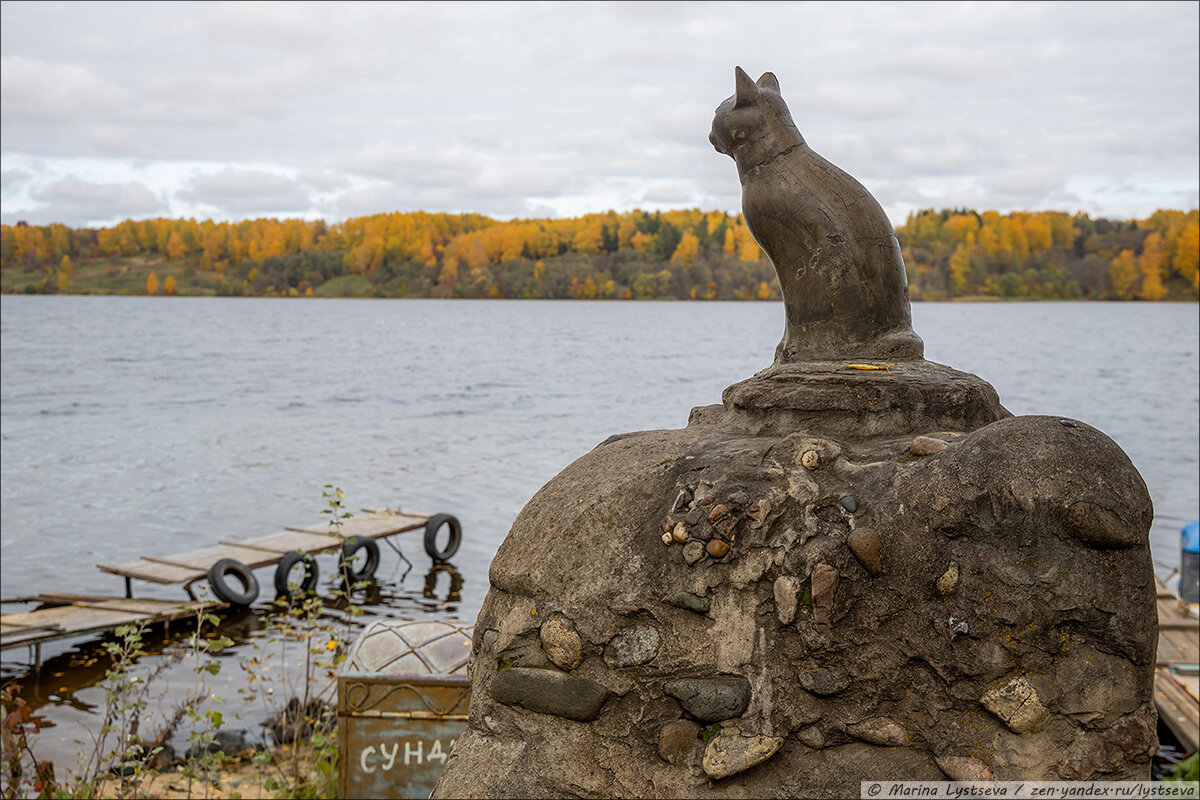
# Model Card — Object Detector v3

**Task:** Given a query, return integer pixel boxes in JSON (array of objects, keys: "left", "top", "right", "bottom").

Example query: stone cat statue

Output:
[{"left": 710, "top": 66, "right": 924, "bottom": 363}]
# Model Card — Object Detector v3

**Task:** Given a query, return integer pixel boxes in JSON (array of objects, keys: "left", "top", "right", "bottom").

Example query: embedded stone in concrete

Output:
[
  {"left": 910, "top": 435, "right": 949, "bottom": 456},
  {"left": 658, "top": 719, "right": 701, "bottom": 765},
  {"left": 1058, "top": 711, "right": 1157, "bottom": 780},
  {"left": 603, "top": 623, "right": 661, "bottom": 668},
  {"left": 668, "top": 591, "right": 710, "bottom": 614},
  {"left": 798, "top": 668, "right": 847, "bottom": 696},
  {"left": 683, "top": 540, "right": 706, "bottom": 565},
  {"left": 747, "top": 497, "right": 771, "bottom": 528},
  {"left": 491, "top": 667, "right": 611, "bottom": 721},
  {"left": 774, "top": 575, "right": 802, "bottom": 624},
  {"left": 935, "top": 754, "right": 995, "bottom": 781},
  {"left": 811, "top": 563, "right": 838, "bottom": 625},
  {"left": 980, "top": 676, "right": 1050, "bottom": 733},
  {"left": 936, "top": 562, "right": 959, "bottom": 596},
  {"left": 540, "top": 617, "right": 582, "bottom": 670},
  {"left": 727, "top": 489, "right": 751, "bottom": 508},
  {"left": 845, "top": 717, "right": 908, "bottom": 746},
  {"left": 847, "top": 527, "right": 882, "bottom": 575},
  {"left": 702, "top": 730, "right": 785, "bottom": 780},
  {"left": 706, "top": 539, "right": 730, "bottom": 558},
  {"left": 797, "top": 726, "right": 825, "bottom": 749},
  {"left": 664, "top": 676, "right": 751, "bottom": 722}
]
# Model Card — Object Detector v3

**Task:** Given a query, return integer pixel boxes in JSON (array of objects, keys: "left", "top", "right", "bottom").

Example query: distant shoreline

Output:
[{"left": 4, "top": 207, "right": 1197, "bottom": 302}]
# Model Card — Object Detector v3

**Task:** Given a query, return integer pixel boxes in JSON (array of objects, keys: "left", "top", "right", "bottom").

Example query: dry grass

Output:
[{"left": 93, "top": 746, "right": 323, "bottom": 800}]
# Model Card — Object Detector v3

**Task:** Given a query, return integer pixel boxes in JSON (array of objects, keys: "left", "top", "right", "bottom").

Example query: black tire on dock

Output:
[
  {"left": 424, "top": 514, "right": 462, "bottom": 562},
  {"left": 274, "top": 550, "right": 319, "bottom": 596},
  {"left": 207, "top": 558, "right": 260, "bottom": 607},
  {"left": 339, "top": 536, "right": 380, "bottom": 583}
]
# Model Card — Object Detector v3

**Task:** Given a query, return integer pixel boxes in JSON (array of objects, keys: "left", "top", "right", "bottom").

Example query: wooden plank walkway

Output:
[
  {"left": 1, "top": 593, "right": 224, "bottom": 665},
  {"left": 0, "top": 508, "right": 432, "bottom": 663},
  {"left": 97, "top": 509, "right": 429, "bottom": 597},
  {"left": 1155, "top": 577, "right": 1199, "bottom": 755}
]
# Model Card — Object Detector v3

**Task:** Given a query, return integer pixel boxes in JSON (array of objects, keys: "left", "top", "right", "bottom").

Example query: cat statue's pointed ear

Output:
[
  {"left": 757, "top": 72, "right": 780, "bottom": 93},
  {"left": 734, "top": 66, "right": 760, "bottom": 108}
]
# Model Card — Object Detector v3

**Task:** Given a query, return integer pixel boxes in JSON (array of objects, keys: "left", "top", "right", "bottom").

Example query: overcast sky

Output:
[{"left": 1, "top": 0, "right": 1197, "bottom": 229}]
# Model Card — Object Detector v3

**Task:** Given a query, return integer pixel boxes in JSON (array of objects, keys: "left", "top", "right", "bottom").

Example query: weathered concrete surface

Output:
[{"left": 433, "top": 394, "right": 1157, "bottom": 797}]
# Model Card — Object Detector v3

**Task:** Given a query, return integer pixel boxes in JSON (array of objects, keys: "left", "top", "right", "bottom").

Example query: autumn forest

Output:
[{"left": 1, "top": 207, "right": 1197, "bottom": 301}]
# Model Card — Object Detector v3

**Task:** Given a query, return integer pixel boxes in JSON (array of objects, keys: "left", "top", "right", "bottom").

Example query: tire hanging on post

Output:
[
  {"left": 207, "top": 558, "right": 260, "bottom": 607},
  {"left": 424, "top": 513, "right": 462, "bottom": 562},
  {"left": 339, "top": 536, "right": 380, "bottom": 583},
  {"left": 274, "top": 550, "right": 319, "bottom": 596}
]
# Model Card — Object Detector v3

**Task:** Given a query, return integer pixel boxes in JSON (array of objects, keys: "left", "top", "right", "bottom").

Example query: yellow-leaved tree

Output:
[
  {"left": 1137, "top": 232, "right": 1168, "bottom": 301},
  {"left": 671, "top": 232, "right": 700, "bottom": 265},
  {"left": 58, "top": 255, "right": 72, "bottom": 293},
  {"left": 1108, "top": 250, "right": 1138, "bottom": 299},
  {"left": 166, "top": 231, "right": 186, "bottom": 261},
  {"left": 164, "top": 274, "right": 177, "bottom": 295},
  {"left": 1176, "top": 219, "right": 1199, "bottom": 292},
  {"left": 948, "top": 243, "right": 972, "bottom": 295},
  {"left": 146, "top": 271, "right": 159, "bottom": 295}
]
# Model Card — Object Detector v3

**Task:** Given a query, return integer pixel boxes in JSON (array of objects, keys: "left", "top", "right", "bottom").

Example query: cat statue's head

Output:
[{"left": 709, "top": 66, "right": 805, "bottom": 168}]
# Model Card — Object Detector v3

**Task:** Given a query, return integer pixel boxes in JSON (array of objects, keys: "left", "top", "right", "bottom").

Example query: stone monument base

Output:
[{"left": 433, "top": 361, "right": 1158, "bottom": 798}]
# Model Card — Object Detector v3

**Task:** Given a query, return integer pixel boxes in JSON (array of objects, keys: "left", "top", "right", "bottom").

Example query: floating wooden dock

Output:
[
  {"left": 1, "top": 508, "right": 442, "bottom": 665},
  {"left": 97, "top": 508, "right": 431, "bottom": 599},
  {"left": 1, "top": 593, "right": 224, "bottom": 666},
  {"left": 1155, "top": 577, "right": 1199, "bottom": 755}
]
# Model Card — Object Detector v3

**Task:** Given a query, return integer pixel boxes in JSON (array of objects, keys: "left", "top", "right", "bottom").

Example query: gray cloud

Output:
[
  {"left": 0, "top": 1, "right": 1195, "bottom": 226},
  {"left": 178, "top": 169, "right": 313, "bottom": 216},
  {"left": 1, "top": 169, "right": 32, "bottom": 192},
  {"left": 297, "top": 168, "right": 350, "bottom": 192},
  {"left": 885, "top": 43, "right": 1012, "bottom": 82},
  {"left": 334, "top": 184, "right": 429, "bottom": 220},
  {"left": 792, "top": 82, "right": 911, "bottom": 119},
  {"left": 981, "top": 163, "right": 1074, "bottom": 209},
  {"left": 15, "top": 178, "right": 166, "bottom": 227},
  {"left": 0, "top": 55, "right": 130, "bottom": 122}
]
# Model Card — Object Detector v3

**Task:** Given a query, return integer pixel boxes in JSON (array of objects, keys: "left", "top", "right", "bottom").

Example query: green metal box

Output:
[{"left": 337, "top": 619, "right": 473, "bottom": 799}]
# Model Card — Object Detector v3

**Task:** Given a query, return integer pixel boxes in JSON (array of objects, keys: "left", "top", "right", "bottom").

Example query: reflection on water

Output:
[{"left": 423, "top": 563, "right": 464, "bottom": 605}]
